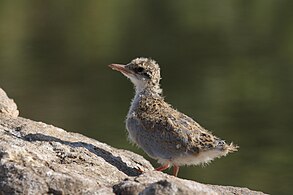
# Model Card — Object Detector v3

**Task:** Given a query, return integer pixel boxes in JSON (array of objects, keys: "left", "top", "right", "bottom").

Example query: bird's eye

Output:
[{"left": 136, "top": 67, "right": 144, "bottom": 73}]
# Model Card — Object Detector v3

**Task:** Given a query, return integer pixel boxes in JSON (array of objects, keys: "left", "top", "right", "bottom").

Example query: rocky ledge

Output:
[{"left": 0, "top": 88, "right": 266, "bottom": 194}]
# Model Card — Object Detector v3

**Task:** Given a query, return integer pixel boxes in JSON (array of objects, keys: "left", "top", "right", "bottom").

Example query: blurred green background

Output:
[{"left": 1, "top": 1, "right": 293, "bottom": 194}]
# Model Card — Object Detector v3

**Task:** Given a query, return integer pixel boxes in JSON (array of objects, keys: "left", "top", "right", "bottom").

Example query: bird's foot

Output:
[
  {"left": 155, "top": 163, "right": 170, "bottom": 172},
  {"left": 172, "top": 164, "right": 179, "bottom": 177},
  {"left": 155, "top": 163, "right": 179, "bottom": 177}
]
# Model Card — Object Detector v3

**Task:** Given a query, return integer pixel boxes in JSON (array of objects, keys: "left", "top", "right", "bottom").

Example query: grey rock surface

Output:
[
  {"left": 0, "top": 89, "right": 19, "bottom": 118},
  {"left": 0, "top": 88, "right": 267, "bottom": 194}
]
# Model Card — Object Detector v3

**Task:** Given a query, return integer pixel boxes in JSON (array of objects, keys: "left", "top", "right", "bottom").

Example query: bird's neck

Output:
[{"left": 134, "top": 83, "right": 162, "bottom": 96}]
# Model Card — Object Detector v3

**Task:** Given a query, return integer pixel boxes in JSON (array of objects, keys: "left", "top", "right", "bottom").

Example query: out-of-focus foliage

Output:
[{"left": 0, "top": 1, "right": 292, "bottom": 194}]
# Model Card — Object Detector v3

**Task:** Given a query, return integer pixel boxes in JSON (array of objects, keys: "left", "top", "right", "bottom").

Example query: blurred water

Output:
[{"left": 1, "top": 1, "right": 293, "bottom": 194}]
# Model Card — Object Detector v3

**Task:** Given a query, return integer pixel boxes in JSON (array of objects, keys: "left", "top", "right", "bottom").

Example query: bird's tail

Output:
[
  {"left": 215, "top": 139, "right": 239, "bottom": 153},
  {"left": 225, "top": 142, "right": 239, "bottom": 153}
]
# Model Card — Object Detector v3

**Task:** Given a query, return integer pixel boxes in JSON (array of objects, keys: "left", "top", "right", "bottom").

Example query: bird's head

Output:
[{"left": 109, "top": 57, "right": 161, "bottom": 93}]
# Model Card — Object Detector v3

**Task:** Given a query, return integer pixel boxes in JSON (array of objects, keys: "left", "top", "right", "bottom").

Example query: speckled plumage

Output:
[{"left": 109, "top": 57, "right": 238, "bottom": 176}]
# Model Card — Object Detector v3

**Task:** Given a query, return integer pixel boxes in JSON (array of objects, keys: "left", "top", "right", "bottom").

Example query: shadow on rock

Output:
[{"left": 22, "top": 133, "right": 141, "bottom": 177}]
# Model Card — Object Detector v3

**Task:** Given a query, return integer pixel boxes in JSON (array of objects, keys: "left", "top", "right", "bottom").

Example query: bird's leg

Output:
[
  {"left": 173, "top": 164, "right": 180, "bottom": 177},
  {"left": 155, "top": 163, "right": 170, "bottom": 172}
]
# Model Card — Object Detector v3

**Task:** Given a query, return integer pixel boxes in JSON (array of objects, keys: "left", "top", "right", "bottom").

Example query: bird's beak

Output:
[{"left": 108, "top": 64, "right": 133, "bottom": 75}]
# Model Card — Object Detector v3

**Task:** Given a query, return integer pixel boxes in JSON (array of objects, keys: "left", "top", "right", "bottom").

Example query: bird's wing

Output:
[
  {"left": 136, "top": 98, "right": 220, "bottom": 154},
  {"left": 166, "top": 109, "right": 221, "bottom": 151}
]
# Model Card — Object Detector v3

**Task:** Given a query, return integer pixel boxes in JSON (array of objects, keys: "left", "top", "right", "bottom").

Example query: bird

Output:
[{"left": 109, "top": 57, "right": 238, "bottom": 177}]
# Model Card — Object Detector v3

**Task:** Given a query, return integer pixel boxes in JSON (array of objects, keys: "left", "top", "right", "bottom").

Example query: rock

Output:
[
  {"left": 0, "top": 89, "right": 19, "bottom": 118},
  {"left": 0, "top": 88, "right": 267, "bottom": 195}
]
